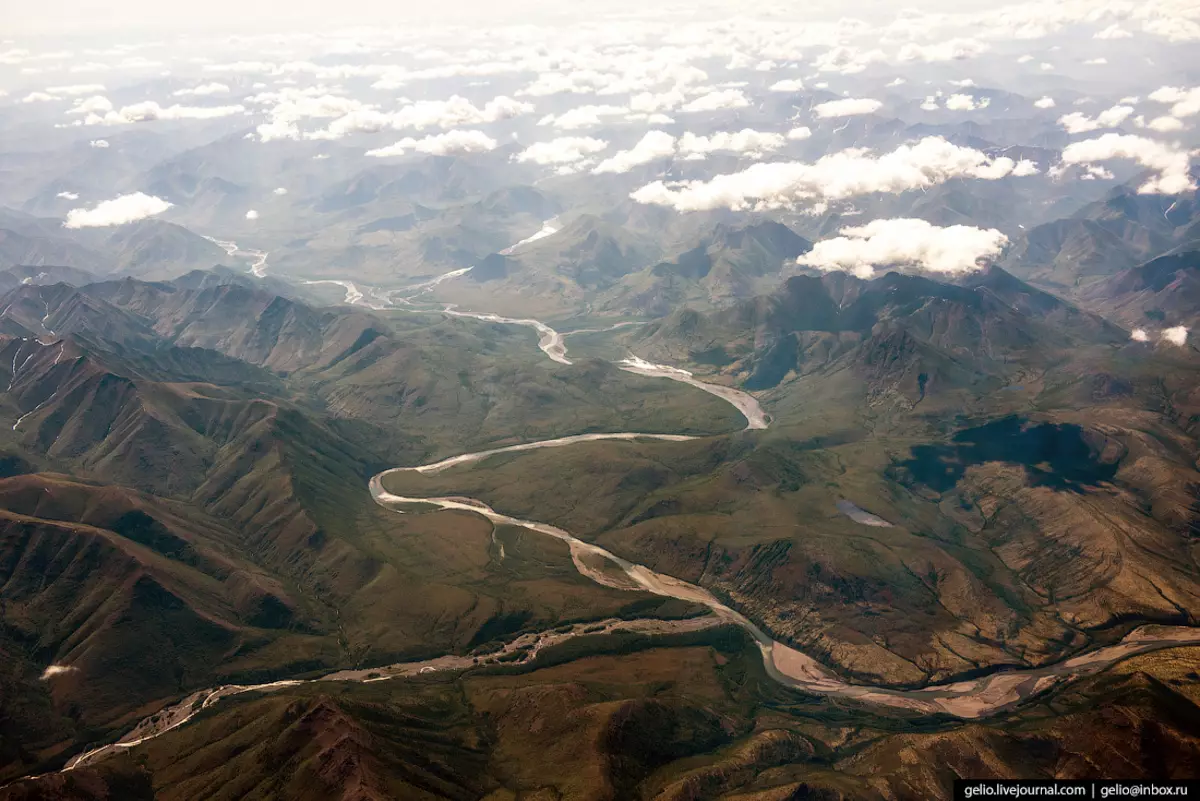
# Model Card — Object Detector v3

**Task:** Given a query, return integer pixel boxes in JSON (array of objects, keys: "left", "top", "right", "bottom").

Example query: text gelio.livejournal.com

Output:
[{"left": 956, "top": 782, "right": 1198, "bottom": 799}]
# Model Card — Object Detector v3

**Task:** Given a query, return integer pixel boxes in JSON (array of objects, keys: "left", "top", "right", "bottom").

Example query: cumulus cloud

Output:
[
  {"left": 538, "top": 104, "right": 626, "bottom": 130},
  {"left": 1057, "top": 105, "right": 1135, "bottom": 133},
  {"left": 1130, "top": 328, "right": 1150, "bottom": 342},
  {"left": 1034, "top": 96, "right": 1056, "bottom": 109},
  {"left": 89, "top": 138, "right": 109, "bottom": 148},
  {"left": 812, "top": 45, "right": 886, "bottom": 75},
  {"left": 945, "top": 94, "right": 990, "bottom": 111},
  {"left": 886, "top": 77, "right": 907, "bottom": 87},
  {"left": 1161, "top": 326, "right": 1189, "bottom": 346},
  {"left": 67, "top": 95, "right": 114, "bottom": 115},
  {"left": 787, "top": 126, "right": 812, "bottom": 141},
  {"left": 514, "top": 136, "right": 608, "bottom": 165},
  {"left": 273, "top": 187, "right": 288, "bottom": 195},
  {"left": 769, "top": 79, "right": 805, "bottom": 92},
  {"left": 898, "top": 38, "right": 989, "bottom": 63},
  {"left": 45, "top": 84, "right": 104, "bottom": 96},
  {"left": 20, "top": 92, "right": 57, "bottom": 103},
  {"left": 366, "top": 129, "right": 499, "bottom": 157},
  {"left": 1147, "top": 116, "right": 1184, "bottom": 132},
  {"left": 679, "top": 89, "right": 750, "bottom": 113},
  {"left": 1148, "top": 86, "right": 1200, "bottom": 118},
  {"left": 1083, "top": 57, "right": 1108, "bottom": 65},
  {"left": 245, "top": 209, "right": 259, "bottom": 220},
  {"left": 517, "top": 70, "right": 612, "bottom": 97},
  {"left": 593, "top": 131, "right": 676, "bottom": 174},
  {"left": 64, "top": 192, "right": 170, "bottom": 228},
  {"left": 814, "top": 97, "right": 882, "bottom": 118},
  {"left": 1012, "top": 159, "right": 1041, "bottom": 176},
  {"left": 630, "top": 136, "right": 1034, "bottom": 212},
  {"left": 630, "top": 89, "right": 687, "bottom": 114},
  {"left": 173, "top": 82, "right": 230, "bottom": 97},
  {"left": 83, "top": 101, "right": 245, "bottom": 125},
  {"left": 304, "top": 95, "right": 533, "bottom": 140},
  {"left": 1095, "top": 24, "right": 1133, "bottom": 39},
  {"left": 1058, "top": 133, "right": 1195, "bottom": 194},
  {"left": 56, "top": 191, "right": 79, "bottom": 200},
  {"left": 678, "top": 129, "right": 785, "bottom": 159},
  {"left": 796, "top": 218, "right": 1007, "bottom": 278}
]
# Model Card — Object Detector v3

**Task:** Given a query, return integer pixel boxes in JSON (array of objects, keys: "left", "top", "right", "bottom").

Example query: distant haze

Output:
[{"left": 7, "top": 0, "right": 1003, "bottom": 36}]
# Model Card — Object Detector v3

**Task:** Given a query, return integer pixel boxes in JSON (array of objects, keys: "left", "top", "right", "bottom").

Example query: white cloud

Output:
[
  {"left": 45, "top": 83, "right": 104, "bottom": 96},
  {"left": 538, "top": 104, "right": 626, "bottom": 130},
  {"left": 1161, "top": 326, "right": 1189, "bottom": 346},
  {"left": 1057, "top": 105, "right": 1135, "bottom": 133},
  {"left": 517, "top": 70, "right": 612, "bottom": 97},
  {"left": 630, "top": 136, "right": 1033, "bottom": 212},
  {"left": 1130, "top": 328, "right": 1150, "bottom": 342},
  {"left": 787, "top": 126, "right": 812, "bottom": 141},
  {"left": 1149, "top": 86, "right": 1188, "bottom": 103},
  {"left": 40, "top": 665, "right": 76, "bottom": 680},
  {"left": 1148, "top": 86, "right": 1200, "bottom": 118},
  {"left": 678, "top": 129, "right": 785, "bottom": 159},
  {"left": 305, "top": 95, "right": 533, "bottom": 139},
  {"left": 1012, "top": 159, "right": 1041, "bottom": 177},
  {"left": 630, "top": 89, "right": 687, "bottom": 114},
  {"left": 593, "top": 131, "right": 676, "bottom": 174},
  {"left": 1147, "top": 116, "right": 1184, "bottom": 132},
  {"left": 898, "top": 38, "right": 988, "bottom": 63},
  {"left": 204, "top": 60, "right": 276, "bottom": 74},
  {"left": 797, "top": 218, "right": 1007, "bottom": 278},
  {"left": 1058, "top": 134, "right": 1195, "bottom": 194},
  {"left": 20, "top": 92, "right": 57, "bottom": 103},
  {"left": 1083, "top": 57, "right": 1108, "bottom": 65},
  {"left": 679, "top": 89, "right": 749, "bottom": 113},
  {"left": 56, "top": 191, "right": 79, "bottom": 200},
  {"left": 300, "top": 107, "right": 394, "bottom": 140},
  {"left": 814, "top": 97, "right": 882, "bottom": 118},
  {"left": 89, "top": 138, "right": 109, "bottom": 148},
  {"left": 945, "top": 94, "right": 990, "bottom": 111},
  {"left": 1017, "top": 55, "right": 1035, "bottom": 64},
  {"left": 273, "top": 187, "right": 288, "bottom": 195},
  {"left": 1040, "top": 62, "right": 1055, "bottom": 71},
  {"left": 67, "top": 95, "right": 114, "bottom": 115},
  {"left": 514, "top": 136, "right": 608, "bottom": 165},
  {"left": 886, "top": 78, "right": 907, "bottom": 87},
  {"left": 245, "top": 209, "right": 259, "bottom": 220},
  {"left": 769, "top": 79, "right": 805, "bottom": 92},
  {"left": 1079, "top": 164, "right": 1116, "bottom": 181},
  {"left": 948, "top": 79, "right": 976, "bottom": 88},
  {"left": 84, "top": 101, "right": 245, "bottom": 125},
  {"left": 173, "top": 82, "right": 230, "bottom": 97},
  {"left": 366, "top": 129, "right": 499, "bottom": 157},
  {"left": 1095, "top": 24, "right": 1133, "bottom": 39},
  {"left": 812, "top": 46, "right": 886, "bottom": 75},
  {"left": 1034, "top": 96, "right": 1056, "bottom": 109},
  {"left": 64, "top": 192, "right": 171, "bottom": 228}
]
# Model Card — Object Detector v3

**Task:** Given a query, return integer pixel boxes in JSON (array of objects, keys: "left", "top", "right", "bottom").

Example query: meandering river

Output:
[{"left": 37, "top": 217, "right": 1200, "bottom": 782}]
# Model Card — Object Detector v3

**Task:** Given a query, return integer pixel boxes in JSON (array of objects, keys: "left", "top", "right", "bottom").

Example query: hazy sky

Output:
[{"left": 4, "top": 0, "right": 1001, "bottom": 37}]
